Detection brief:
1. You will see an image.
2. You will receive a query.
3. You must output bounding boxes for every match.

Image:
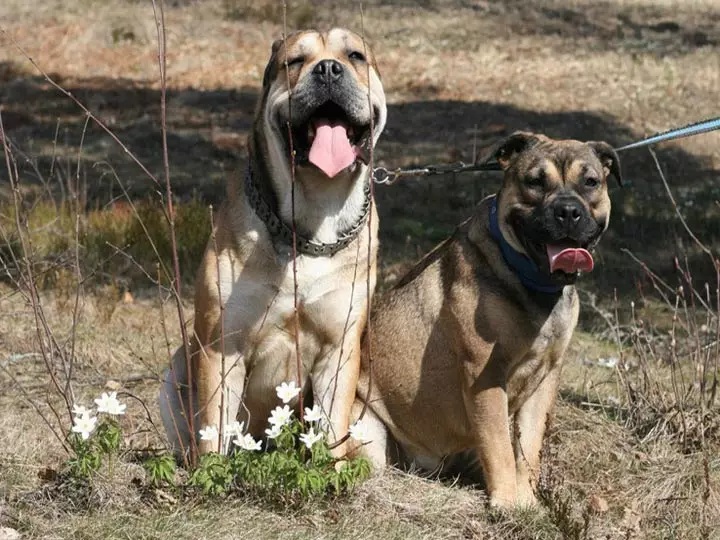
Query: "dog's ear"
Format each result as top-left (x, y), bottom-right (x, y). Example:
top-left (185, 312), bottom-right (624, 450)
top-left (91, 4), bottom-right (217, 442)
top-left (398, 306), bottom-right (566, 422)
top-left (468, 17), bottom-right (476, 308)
top-left (262, 38), bottom-right (284, 88)
top-left (495, 131), bottom-right (539, 169)
top-left (588, 141), bottom-right (623, 187)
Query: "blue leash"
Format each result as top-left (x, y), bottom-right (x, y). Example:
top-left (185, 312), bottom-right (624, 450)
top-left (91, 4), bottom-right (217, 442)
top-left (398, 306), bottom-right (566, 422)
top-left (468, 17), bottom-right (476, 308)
top-left (615, 116), bottom-right (720, 152)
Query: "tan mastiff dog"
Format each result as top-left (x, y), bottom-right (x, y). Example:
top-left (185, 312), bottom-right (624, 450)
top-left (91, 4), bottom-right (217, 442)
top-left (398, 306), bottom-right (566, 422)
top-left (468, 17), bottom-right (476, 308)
top-left (159, 28), bottom-right (387, 458)
top-left (352, 133), bottom-right (621, 507)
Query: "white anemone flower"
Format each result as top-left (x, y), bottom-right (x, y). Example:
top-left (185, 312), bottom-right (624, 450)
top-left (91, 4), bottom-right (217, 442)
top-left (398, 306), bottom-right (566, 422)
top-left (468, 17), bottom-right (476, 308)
top-left (71, 404), bottom-right (91, 417)
top-left (94, 392), bottom-right (126, 415)
top-left (304, 404), bottom-right (324, 423)
top-left (275, 381), bottom-right (301, 404)
top-left (264, 423), bottom-right (283, 439)
top-left (72, 412), bottom-right (98, 440)
top-left (299, 427), bottom-right (323, 449)
top-left (199, 425), bottom-right (219, 441)
top-left (106, 399), bottom-right (126, 416)
top-left (224, 421), bottom-right (245, 439)
top-left (268, 405), bottom-right (293, 427)
top-left (234, 433), bottom-right (262, 451)
top-left (349, 419), bottom-right (372, 443)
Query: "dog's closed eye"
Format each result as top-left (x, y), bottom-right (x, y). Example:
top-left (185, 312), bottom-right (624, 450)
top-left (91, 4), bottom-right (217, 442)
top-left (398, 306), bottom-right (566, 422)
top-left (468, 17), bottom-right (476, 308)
top-left (286, 56), bottom-right (305, 67)
top-left (525, 169), bottom-right (546, 189)
top-left (348, 51), bottom-right (367, 62)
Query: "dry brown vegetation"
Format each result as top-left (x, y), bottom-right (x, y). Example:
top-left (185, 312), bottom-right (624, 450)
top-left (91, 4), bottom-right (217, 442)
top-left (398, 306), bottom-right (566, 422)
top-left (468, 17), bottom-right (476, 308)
top-left (1, 0), bottom-right (719, 538)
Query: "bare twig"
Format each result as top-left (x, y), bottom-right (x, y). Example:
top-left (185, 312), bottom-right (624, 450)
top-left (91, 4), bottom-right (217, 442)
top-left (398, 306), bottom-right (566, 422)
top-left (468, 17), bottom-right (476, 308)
top-left (327, 3), bottom-right (376, 452)
top-left (0, 28), bottom-right (162, 189)
top-left (150, 0), bottom-right (196, 464)
top-left (649, 147), bottom-right (716, 264)
top-left (282, 1), bottom-right (304, 422)
top-left (358, 1), bottom-right (375, 426)
top-left (0, 362), bottom-right (70, 454)
top-left (1, 108), bottom-right (73, 422)
top-left (65, 114), bottom-right (92, 405)
top-left (157, 266), bottom-right (189, 468)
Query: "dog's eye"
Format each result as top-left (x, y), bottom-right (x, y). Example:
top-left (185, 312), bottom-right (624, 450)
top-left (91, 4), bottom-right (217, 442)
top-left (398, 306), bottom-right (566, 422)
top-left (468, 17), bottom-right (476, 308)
top-left (525, 172), bottom-right (545, 189)
top-left (286, 56), bottom-right (305, 68)
top-left (348, 51), bottom-right (366, 62)
top-left (584, 176), bottom-right (600, 188)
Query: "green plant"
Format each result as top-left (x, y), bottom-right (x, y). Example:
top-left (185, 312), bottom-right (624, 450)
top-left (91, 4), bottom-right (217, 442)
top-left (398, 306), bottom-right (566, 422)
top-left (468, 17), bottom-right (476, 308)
top-left (189, 453), bottom-right (234, 496)
top-left (143, 454), bottom-right (177, 487)
top-left (94, 420), bottom-right (122, 454)
top-left (233, 419), bottom-right (371, 501)
top-left (186, 415), bottom-right (371, 502)
top-left (65, 394), bottom-right (127, 479)
top-left (67, 435), bottom-right (103, 479)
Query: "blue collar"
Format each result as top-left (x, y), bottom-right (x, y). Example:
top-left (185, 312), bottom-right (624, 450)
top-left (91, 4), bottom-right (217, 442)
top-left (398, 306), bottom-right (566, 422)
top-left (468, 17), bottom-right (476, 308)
top-left (488, 197), bottom-right (563, 295)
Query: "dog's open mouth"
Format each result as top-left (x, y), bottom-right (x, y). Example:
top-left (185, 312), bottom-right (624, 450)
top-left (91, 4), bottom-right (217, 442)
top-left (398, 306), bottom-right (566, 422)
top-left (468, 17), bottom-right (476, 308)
top-left (289, 102), bottom-right (375, 178)
top-left (545, 241), bottom-right (594, 274)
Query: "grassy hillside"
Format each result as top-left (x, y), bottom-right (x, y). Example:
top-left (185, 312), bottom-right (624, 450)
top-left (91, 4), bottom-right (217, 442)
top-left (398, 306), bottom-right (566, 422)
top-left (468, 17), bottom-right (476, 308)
top-left (1, 1), bottom-right (718, 538)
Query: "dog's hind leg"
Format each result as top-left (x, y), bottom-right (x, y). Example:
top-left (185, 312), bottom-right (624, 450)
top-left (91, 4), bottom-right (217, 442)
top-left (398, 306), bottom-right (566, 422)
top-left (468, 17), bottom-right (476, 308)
top-left (158, 345), bottom-right (197, 461)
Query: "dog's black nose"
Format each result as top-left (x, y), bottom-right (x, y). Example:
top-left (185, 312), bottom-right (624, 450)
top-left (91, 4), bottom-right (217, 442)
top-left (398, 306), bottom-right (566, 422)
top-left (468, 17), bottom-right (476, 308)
top-left (313, 59), bottom-right (344, 83)
top-left (553, 200), bottom-right (583, 227)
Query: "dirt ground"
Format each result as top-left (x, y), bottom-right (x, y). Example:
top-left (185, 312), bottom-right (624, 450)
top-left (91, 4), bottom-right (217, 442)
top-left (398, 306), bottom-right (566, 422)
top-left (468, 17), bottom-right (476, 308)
top-left (1, 0), bottom-right (719, 538)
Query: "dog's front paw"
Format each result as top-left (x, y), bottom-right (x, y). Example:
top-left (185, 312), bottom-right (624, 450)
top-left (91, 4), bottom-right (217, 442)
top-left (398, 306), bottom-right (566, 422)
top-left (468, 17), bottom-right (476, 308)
top-left (515, 484), bottom-right (539, 508)
top-left (487, 487), bottom-right (517, 510)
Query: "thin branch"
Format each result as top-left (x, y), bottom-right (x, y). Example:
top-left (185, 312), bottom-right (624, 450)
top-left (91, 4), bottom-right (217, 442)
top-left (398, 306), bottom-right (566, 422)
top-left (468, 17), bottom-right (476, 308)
top-left (157, 266), bottom-right (189, 469)
top-left (0, 362), bottom-right (70, 454)
top-left (0, 28), bottom-right (162, 189)
top-left (282, 1), bottom-right (304, 422)
top-left (150, 0), bottom-right (196, 465)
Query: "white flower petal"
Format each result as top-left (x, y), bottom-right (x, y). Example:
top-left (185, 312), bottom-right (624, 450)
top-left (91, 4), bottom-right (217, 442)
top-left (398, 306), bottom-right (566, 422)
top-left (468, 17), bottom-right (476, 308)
top-left (94, 392), bottom-right (125, 415)
top-left (224, 420), bottom-right (245, 439)
top-left (233, 434), bottom-right (262, 451)
top-left (304, 404), bottom-right (324, 423)
top-left (349, 420), bottom-right (372, 443)
top-left (72, 404), bottom-right (90, 417)
top-left (275, 381), bottom-right (301, 404)
top-left (199, 425), bottom-right (219, 441)
top-left (298, 427), bottom-right (323, 449)
top-left (71, 412), bottom-right (98, 440)
top-left (268, 405), bottom-right (293, 427)
top-left (265, 424), bottom-right (283, 439)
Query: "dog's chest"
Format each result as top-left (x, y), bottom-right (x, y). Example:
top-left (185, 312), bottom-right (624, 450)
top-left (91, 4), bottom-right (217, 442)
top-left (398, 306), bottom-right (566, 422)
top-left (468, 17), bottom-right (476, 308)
top-left (220, 251), bottom-right (368, 364)
top-left (506, 290), bottom-right (579, 411)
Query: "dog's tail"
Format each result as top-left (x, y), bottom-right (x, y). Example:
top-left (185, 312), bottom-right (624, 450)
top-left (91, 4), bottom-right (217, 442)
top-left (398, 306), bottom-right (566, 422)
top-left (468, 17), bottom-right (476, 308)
top-left (158, 347), bottom-right (196, 461)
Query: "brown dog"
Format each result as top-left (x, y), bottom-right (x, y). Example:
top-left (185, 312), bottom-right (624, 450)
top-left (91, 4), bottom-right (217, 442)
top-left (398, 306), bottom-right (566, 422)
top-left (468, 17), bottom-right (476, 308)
top-left (159, 28), bottom-right (387, 458)
top-left (352, 132), bottom-right (621, 508)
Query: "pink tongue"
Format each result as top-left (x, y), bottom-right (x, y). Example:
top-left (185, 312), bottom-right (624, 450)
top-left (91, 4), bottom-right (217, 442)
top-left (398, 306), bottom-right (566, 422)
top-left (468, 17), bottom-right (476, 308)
top-left (308, 121), bottom-right (356, 178)
top-left (546, 245), bottom-right (594, 273)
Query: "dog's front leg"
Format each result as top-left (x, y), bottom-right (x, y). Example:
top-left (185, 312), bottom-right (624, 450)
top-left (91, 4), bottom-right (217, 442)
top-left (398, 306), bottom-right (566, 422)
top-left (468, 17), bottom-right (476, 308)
top-left (195, 343), bottom-right (246, 455)
top-left (311, 331), bottom-right (362, 458)
top-left (470, 384), bottom-right (517, 508)
top-left (513, 367), bottom-right (561, 506)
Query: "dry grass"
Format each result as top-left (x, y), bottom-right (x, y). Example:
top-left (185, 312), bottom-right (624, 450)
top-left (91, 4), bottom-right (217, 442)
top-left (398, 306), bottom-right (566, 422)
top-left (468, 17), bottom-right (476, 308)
top-left (1, 288), bottom-right (718, 537)
top-left (1, 0), bottom-right (720, 538)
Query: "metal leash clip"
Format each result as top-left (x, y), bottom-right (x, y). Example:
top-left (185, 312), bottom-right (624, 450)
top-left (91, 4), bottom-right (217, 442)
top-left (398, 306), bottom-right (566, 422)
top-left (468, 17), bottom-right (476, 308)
top-left (373, 160), bottom-right (502, 185)
top-left (372, 166), bottom-right (431, 185)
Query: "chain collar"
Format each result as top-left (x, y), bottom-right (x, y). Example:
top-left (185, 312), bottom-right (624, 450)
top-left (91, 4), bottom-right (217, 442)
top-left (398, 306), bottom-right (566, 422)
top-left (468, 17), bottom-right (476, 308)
top-left (244, 166), bottom-right (371, 258)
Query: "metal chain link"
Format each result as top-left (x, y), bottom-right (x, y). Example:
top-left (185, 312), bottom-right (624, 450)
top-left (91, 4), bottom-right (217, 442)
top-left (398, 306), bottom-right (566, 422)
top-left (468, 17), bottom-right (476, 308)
top-left (373, 160), bottom-right (502, 185)
top-left (245, 166), bottom-right (371, 257)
